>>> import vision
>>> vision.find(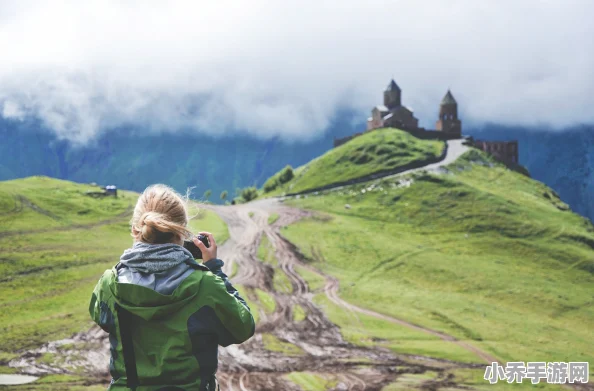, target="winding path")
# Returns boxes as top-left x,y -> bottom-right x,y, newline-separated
202,192 -> 495,390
